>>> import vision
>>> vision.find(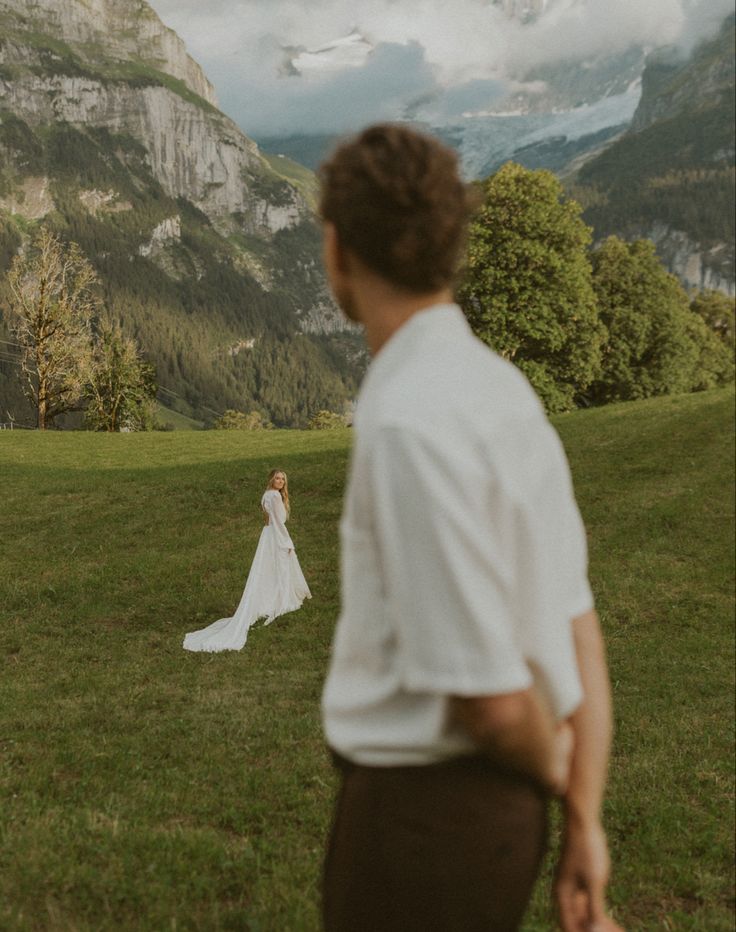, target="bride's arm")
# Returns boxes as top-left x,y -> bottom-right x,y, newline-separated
264,492 -> 294,551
